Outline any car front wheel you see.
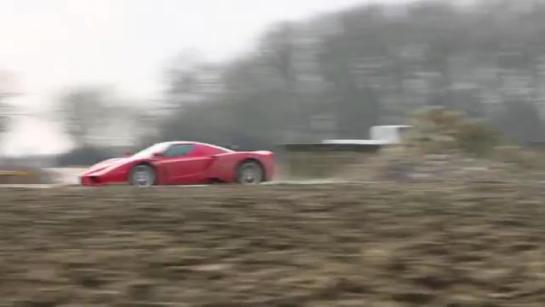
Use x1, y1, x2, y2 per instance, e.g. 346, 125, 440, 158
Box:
129, 165, 156, 187
236, 161, 264, 184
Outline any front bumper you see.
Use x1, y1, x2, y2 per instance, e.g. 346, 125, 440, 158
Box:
80, 174, 130, 186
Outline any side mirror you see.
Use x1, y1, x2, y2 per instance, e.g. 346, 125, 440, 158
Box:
152, 152, 164, 158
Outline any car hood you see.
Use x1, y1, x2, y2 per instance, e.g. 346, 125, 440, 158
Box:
83, 157, 133, 176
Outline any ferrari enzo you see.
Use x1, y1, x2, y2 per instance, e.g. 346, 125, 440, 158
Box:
80, 142, 275, 187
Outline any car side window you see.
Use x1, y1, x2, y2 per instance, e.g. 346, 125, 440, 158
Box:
163, 144, 194, 158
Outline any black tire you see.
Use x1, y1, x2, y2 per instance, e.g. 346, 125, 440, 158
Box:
129, 164, 156, 187
236, 161, 264, 184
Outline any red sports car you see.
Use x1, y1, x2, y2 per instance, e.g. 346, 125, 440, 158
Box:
80, 142, 275, 187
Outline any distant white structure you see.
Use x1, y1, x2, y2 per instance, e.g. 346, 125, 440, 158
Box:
321, 125, 411, 146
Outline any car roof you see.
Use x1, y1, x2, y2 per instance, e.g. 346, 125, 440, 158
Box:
160, 141, 234, 152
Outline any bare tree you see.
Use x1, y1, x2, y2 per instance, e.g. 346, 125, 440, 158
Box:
59, 88, 113, 147
0, 100, 7, 135
0, 71, 21, 143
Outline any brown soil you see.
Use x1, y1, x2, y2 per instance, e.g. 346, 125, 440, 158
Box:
0, 167, 51, 184
1, 182, 545, 306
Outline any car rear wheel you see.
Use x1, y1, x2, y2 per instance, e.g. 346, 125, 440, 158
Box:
236, 161, 264, 184
129, 165, 156, 187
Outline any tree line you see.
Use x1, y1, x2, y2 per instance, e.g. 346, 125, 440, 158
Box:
52, 0, 545, 163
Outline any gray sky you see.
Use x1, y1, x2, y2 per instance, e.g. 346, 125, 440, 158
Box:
0, 0, 410, 155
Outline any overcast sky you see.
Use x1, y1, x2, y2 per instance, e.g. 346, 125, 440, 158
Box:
1, 0, 414, 155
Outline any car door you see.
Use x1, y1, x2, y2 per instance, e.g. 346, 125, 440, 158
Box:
154, 144, 211, 184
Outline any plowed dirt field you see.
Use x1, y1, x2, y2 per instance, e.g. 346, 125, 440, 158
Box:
1, 182, 544, 306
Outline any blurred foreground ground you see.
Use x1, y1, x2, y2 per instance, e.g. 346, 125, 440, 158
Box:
1, 182, 545, 306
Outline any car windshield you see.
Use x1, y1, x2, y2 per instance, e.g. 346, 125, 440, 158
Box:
131, 143, 171, 159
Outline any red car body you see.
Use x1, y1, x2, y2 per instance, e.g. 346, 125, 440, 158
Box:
80, 142, 275, 186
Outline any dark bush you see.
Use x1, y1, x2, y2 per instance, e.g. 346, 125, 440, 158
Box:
408, 107, 500, 157
56, 147, 115, 166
